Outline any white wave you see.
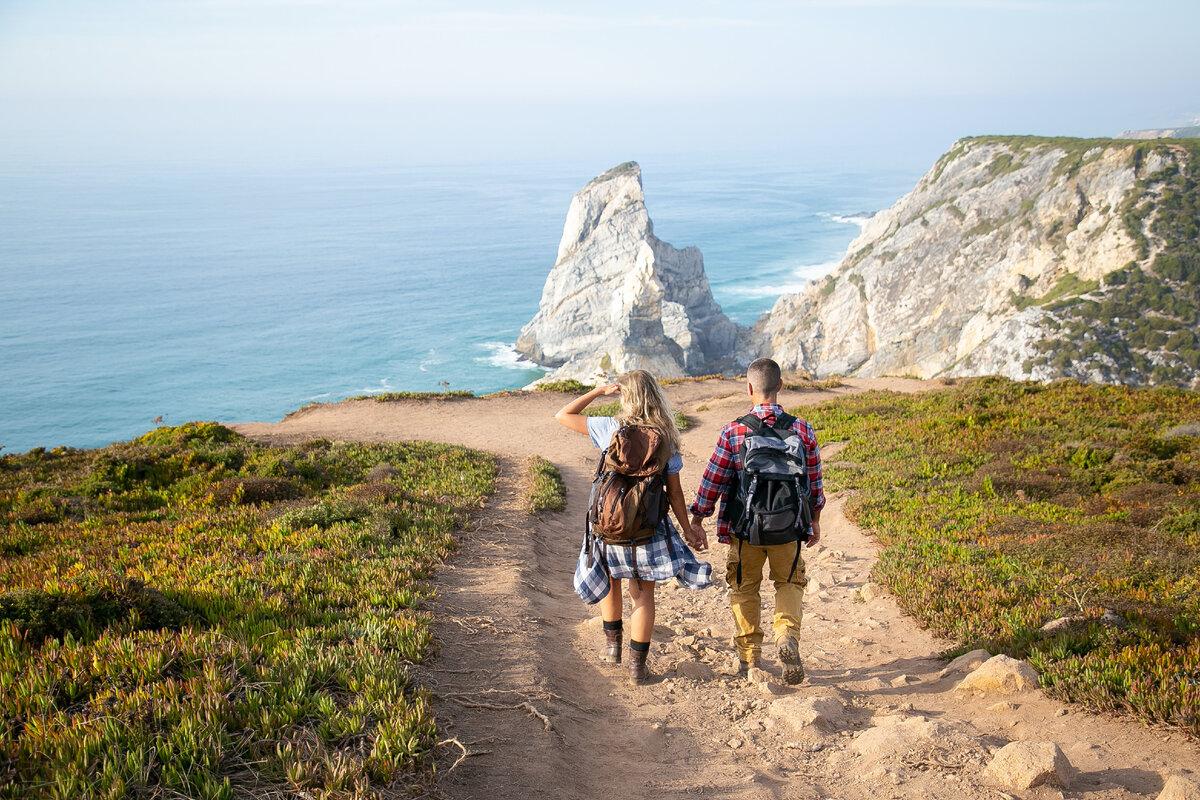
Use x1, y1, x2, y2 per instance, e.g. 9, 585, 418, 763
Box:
418, 349, 443, 373
819, 211, 875, 228
721, 260, 841, 297
355, 379, 397, 395
479, 341, 546, 371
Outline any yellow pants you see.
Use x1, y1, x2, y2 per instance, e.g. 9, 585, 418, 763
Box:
726, 538, 806, 663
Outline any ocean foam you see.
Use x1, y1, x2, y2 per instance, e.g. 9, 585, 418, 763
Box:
721, 260, 842, 298
821, 211, 875, 228
480, 342, 546, 371
354, 379, 397, 395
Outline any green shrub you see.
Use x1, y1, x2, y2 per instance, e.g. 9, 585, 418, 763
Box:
806, 378, 1200, 735
534, 379, 594, 393
527, 456, 566, 513
0, 428, 496, 797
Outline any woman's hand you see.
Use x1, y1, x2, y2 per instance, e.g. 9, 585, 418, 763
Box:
554, 382, 619, 434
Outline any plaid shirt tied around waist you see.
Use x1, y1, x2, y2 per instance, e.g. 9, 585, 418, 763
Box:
689, 403, 824, 544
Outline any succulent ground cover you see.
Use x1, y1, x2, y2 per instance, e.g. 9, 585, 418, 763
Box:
805, 378, 1200, 735
525, 456, 566, 514
0, 423, 495, 799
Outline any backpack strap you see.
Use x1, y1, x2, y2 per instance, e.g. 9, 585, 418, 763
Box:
786, 539, 801, 583
772, 412, 798, 432
739, 414, 764, 432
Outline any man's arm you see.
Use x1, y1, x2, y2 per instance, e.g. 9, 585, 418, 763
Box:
689, 426, 737, 543
689, 427, 736, 517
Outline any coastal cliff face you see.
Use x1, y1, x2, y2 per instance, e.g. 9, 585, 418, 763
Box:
516, 162, 752, 383
758, 136, 1200, 388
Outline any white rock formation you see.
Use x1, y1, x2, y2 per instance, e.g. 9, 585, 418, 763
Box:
516, 162, 752, 383
757, 137, 1200, 386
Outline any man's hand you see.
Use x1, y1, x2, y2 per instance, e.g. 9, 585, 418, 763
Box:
805, 519, 822, 548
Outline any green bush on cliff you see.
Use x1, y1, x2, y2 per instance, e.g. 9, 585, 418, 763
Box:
805, 378, 1200, 736
0, 425, 496, 798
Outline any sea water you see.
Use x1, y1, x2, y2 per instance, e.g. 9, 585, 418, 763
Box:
0, 157, 919, 453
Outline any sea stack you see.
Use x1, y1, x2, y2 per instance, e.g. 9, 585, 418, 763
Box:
516, 161, 751, 384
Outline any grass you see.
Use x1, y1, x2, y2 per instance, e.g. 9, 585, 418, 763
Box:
783, 378, 845, 391
1011, 273, 1101, 312
0, 422, 496, 798
353, 391, 475, 402
526, 456, 566, 514
533, 379, 594, 393
803, 377, 1200, 736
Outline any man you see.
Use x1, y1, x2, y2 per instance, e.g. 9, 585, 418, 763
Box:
689, 358, 824, 684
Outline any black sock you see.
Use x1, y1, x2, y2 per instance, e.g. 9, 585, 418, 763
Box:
629, 639, 650, 653
602, 620, 622, 632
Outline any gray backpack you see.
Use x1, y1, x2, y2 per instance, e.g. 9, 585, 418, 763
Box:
727, 413, 813, 546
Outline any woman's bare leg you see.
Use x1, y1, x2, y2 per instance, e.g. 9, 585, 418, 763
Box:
627, 578, 656, 643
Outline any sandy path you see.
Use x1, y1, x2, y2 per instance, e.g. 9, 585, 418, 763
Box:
232, 378, 1199, 800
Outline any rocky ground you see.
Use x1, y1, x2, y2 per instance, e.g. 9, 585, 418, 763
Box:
233, 377, 1200, 800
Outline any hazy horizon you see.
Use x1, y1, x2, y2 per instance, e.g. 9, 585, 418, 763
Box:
1, 1, 1197, 172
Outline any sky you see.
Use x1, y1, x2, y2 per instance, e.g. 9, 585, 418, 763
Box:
0, 0, 1197, 170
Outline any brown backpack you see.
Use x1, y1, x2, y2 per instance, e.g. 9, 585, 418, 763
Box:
587, 425, 672, 546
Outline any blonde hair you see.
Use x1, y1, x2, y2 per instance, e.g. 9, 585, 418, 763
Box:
614, 370, 682, 452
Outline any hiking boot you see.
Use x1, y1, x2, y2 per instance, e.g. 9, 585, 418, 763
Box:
629, 648, 649, 685
602, 628, 622, 664
777, 637, 805, 685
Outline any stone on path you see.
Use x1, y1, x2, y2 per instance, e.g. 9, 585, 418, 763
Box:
769, 695, 847, 734
1159, 775, 1200, 800
674, 660, 715, 681
955, 654, 1039, 694
850, 715, 950, 763
981, 741, 1073, 790
858, 581, 883, 603
938, 648, 991, 678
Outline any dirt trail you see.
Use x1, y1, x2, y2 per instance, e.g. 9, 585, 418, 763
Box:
232, 378, 1199, 800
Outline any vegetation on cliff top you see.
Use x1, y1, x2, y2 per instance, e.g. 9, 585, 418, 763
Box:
0, 424, 496, 798
806, 378, 1200, 736
1027, 139, 1200, 387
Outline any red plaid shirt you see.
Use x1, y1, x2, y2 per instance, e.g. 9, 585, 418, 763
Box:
689, 403, 824, 544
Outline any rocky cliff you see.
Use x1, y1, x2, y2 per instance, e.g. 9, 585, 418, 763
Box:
516, 162, 753, 383
758, 136, 1200, 388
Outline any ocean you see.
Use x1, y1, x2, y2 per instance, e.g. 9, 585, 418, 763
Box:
1, 157, 920, 453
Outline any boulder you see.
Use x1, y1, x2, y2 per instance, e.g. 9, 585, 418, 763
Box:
850, 715, 982, 764
938, 648, 992, 678
858, 582, 883, 603
769, 695, 847, 733
1040, 615, 1084, 634
955, 654, 1039, 694
981, 741, 1073, 790
1158, 775, 1200, 800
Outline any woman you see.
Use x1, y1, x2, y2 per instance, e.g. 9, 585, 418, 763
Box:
555, 370, 712, 684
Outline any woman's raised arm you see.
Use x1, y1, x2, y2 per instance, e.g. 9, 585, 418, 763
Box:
554, 382, 620, 435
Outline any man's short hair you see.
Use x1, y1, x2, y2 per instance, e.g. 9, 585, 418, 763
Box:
747, 358, 782, 397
